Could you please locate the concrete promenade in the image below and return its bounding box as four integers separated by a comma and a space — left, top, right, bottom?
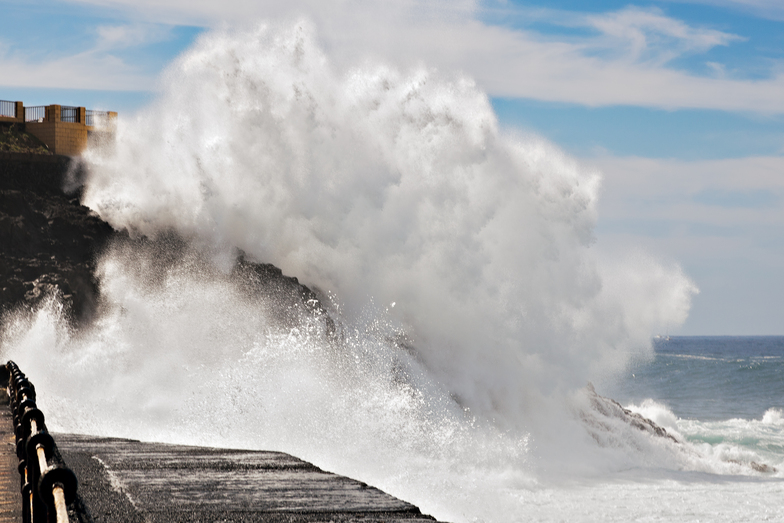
56, 434, 440, 522
0, 395, 21, 523
1, 363, 443, 522
0, 395, 442, 522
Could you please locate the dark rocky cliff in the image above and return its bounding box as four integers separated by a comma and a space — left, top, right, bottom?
0, 152, 332, 333
0, 153, 113, 322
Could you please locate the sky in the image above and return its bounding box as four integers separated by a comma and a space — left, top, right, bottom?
1, 0, 783, 335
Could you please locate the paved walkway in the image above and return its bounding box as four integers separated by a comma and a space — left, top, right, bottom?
56, 434, 442, 523
0, 367, 443, 523
0, 392, 21, 523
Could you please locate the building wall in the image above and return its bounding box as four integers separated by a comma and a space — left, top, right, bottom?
26, 121, 89, 157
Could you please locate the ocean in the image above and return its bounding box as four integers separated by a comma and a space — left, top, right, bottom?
612, 336, 784, 422
2, 22, 783, 523
551, 336, 784, 523
611, 335, 784, 482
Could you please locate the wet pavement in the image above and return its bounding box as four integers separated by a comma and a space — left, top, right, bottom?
55, 434, 441, 523
0, 394, 21, 523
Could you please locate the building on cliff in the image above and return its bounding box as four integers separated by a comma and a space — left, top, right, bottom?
0, 100, 116, 156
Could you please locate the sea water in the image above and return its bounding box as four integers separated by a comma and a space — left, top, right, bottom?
1, 21, 783, 522
609, 336, 784, 483
534, 336, 784, 523
612, 336, 784, 422
474, 336, 784, 522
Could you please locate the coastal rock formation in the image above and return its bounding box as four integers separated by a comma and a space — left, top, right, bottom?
0, 153, 113, 322
0, 152, 333, 334
582, 382, 679, 443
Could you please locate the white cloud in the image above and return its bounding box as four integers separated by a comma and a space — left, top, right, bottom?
588, 154, 784, 334
0, 46, 154, 91
485, 5, 743, 64
584, 6, 744, 65
0, 21, 177, 91
56, 0, 784, 113
593, 155, 784, 227
96, 23, 173, 50
591, 154, 784, 277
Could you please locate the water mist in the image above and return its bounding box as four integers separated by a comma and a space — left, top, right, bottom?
0, 21, 706, 523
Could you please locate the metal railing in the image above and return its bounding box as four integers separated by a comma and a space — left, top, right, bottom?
60, 106, 79, 123
25, 106, 46, 123
0, 100, 17, 118
5, 361, 79, 523
85, 110, 110, 127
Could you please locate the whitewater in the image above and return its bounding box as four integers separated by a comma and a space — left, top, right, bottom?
2, 22, 783, 522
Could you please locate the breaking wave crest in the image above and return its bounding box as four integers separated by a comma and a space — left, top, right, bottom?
0, 21, 712, 522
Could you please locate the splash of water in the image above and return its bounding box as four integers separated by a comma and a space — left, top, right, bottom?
1, 21, 704, 522
81, 20, 694, 423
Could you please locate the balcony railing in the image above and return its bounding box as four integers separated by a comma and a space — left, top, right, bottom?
25, 106, 46, 123
85, 109, 111, 126
2, 102, 115, 126
61, 105, 79, 123
0, 100, 16, 118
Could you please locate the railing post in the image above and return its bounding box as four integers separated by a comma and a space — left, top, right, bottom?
15, 101, 24, 122
46, 105, 60, 123
78, 107, 85, 125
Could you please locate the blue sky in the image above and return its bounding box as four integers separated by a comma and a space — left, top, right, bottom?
2, 0, 783, 334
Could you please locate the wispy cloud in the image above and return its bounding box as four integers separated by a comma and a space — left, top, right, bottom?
95, 23, 173, 50
583, 6, 744, 65
359, 13, 782, 112
0, 50, 153, 91
0, 21, 177, 91
590, 153, 784, 334
484, 5, 743, 65
593, 154, 784, 235
14, 0, 784, 112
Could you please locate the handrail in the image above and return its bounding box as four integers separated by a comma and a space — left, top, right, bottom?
5, 361, 79, 523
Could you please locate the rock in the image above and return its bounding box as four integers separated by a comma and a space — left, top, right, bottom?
0, 153, 334, 329
583, 382, 679, 443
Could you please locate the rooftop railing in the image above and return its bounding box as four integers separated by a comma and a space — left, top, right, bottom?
24, 106, 46, 123
60, 106, 79, 123
0, 100, 17, 118
85, 109, 111, 127
3, 101, 117, 155
3, 102, 114, 126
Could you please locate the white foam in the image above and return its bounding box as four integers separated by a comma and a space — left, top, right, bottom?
762, 408, 784, 425
626, 399, 680, 432
0, 21, 724, 523
79, 21, 696, 428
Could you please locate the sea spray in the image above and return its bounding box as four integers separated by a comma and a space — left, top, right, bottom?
0, 21, 713, 523
80, 20, 694, 424
0, 241, 535, 522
